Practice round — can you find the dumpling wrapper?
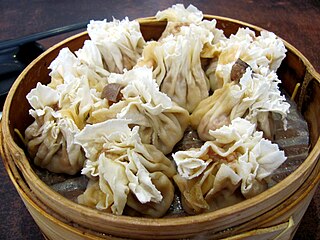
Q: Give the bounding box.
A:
[26,82,60,117]
[156,4,203,23]
[48,47,109,92]
[75,40,108,76]
[206,28,287,91]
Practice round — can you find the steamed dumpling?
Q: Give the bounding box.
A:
[87,17,145,73]
[24,43,112,173]
[138,6,213,112]
[95,67,190,154]
[137,24,211,112]
[138,3,228,113]
[75,119,176,217]
[25,85,85,175]
[173,118,287,214]
[190,81,242,141]
[191,67,290,140]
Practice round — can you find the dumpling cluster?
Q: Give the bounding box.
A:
[24,4,290,217]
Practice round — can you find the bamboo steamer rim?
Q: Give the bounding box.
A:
[2,15,320,230]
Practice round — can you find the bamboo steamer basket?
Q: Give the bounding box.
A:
[1,126,319,240]
[1,15,320,240]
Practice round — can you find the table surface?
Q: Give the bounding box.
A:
[0,1,319,239]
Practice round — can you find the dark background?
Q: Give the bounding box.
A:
[0,1,319,239]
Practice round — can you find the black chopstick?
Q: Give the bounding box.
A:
[0,21,88,51]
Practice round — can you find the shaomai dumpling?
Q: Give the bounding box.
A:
[191,66,290,141]
[137,25,210,112]
[25,45,111,174]
[137,4,226,112]
[173,118,287,214]
[90,66,190,155]
[25,83,85,175]
[75,119,176,217]
[87,17,146,74]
